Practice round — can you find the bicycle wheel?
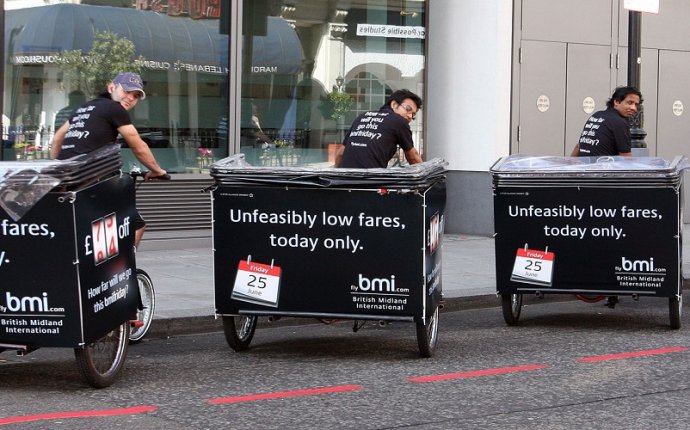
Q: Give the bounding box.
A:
[416,306,439,358]
[129,269,155,343]
[501,293,523,326]
[222,315,257,351]
[74,321,129,388]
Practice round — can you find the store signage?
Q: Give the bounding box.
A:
[137,60,228,74]
[623,0,659,14]
[10,54,228,75]
[356,24,426,39]
[135,0,222,19]
[11,54,60,65]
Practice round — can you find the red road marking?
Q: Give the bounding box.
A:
[208,385,363,404]
[408,364,547,383]
[577,346,688,363]
[0,405,157,426]
[6,347,684,423]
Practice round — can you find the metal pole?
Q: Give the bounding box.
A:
[1,4,5,161]
[627,10,647,153]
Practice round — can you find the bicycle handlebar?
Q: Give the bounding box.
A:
[130,171,171,181]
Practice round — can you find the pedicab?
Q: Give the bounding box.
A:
[0,145,138,387]
[491,155,686,328]
[211,155,447,357]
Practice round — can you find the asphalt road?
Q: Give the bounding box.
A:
[2,298,690,429]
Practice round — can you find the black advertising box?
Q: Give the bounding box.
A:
[212,159,446,323]
[491,155,684,298]
[0,175,138,348]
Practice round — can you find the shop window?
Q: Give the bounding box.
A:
[2,1,229,175]
[345,71,390,124]
[238,0,426,167]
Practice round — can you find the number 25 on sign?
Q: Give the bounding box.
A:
[231,257,281,307]
[510,245,555,286]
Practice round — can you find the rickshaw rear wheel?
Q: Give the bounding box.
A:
[223,315,258,351]
[129,269,156,344]
[669,293,682,330]
[501,293,523,325]
[416,306,439,358]
[74,321,129,388]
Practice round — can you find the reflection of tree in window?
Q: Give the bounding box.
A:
[344,72,391,124]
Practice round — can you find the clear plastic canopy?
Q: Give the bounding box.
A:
[210,154,448,189]
[0,144,121,221]
[490,154,690,188]
[491,154,689,175]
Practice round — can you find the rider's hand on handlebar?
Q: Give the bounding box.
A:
[144,170,170,181]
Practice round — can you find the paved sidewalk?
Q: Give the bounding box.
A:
[136,226,690,338]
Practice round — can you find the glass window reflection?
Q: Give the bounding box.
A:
[239,0,426,167]
[2,0,229,174]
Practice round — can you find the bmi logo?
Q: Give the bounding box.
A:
[351,274,396,292]
[4,291,48,312]
[620,257,654,272]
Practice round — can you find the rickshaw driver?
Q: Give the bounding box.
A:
[51,72,167,248]
[335,89,423,168]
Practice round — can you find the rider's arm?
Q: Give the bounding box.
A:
[404,147,423,165]
[118,124,167,179]
[50,121,69,159]
[334,145,345,167]
[569,144,580,157]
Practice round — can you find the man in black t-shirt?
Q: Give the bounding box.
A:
[569,86,641,310]
[570,86,642,157]
[51,72,167,247]
[335,89,423,168]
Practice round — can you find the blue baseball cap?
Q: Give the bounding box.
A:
[112,72,146,99]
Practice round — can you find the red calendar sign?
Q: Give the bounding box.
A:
[231,258,282,307]
[510,246,555,286]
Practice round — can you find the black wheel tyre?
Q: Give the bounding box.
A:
[670,293,682,330]
[416,306,439,358]
[74,321,129,388]
[222,315,258,351]
[501,293,523,326]
[129,269,155,344]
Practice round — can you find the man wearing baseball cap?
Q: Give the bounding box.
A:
[51,72,166,247]
[52,72,163,177]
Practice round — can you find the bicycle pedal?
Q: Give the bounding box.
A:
[129,319,144,328]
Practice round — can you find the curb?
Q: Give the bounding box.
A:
[145,279,690,341]
[143,293,578,341]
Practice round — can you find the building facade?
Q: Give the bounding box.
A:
[2,0,690,236]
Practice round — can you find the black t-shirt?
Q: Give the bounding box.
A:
[577,106,631,156]
[339,107,414,168]
[53,105,79,131]
[57,93,133,159]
